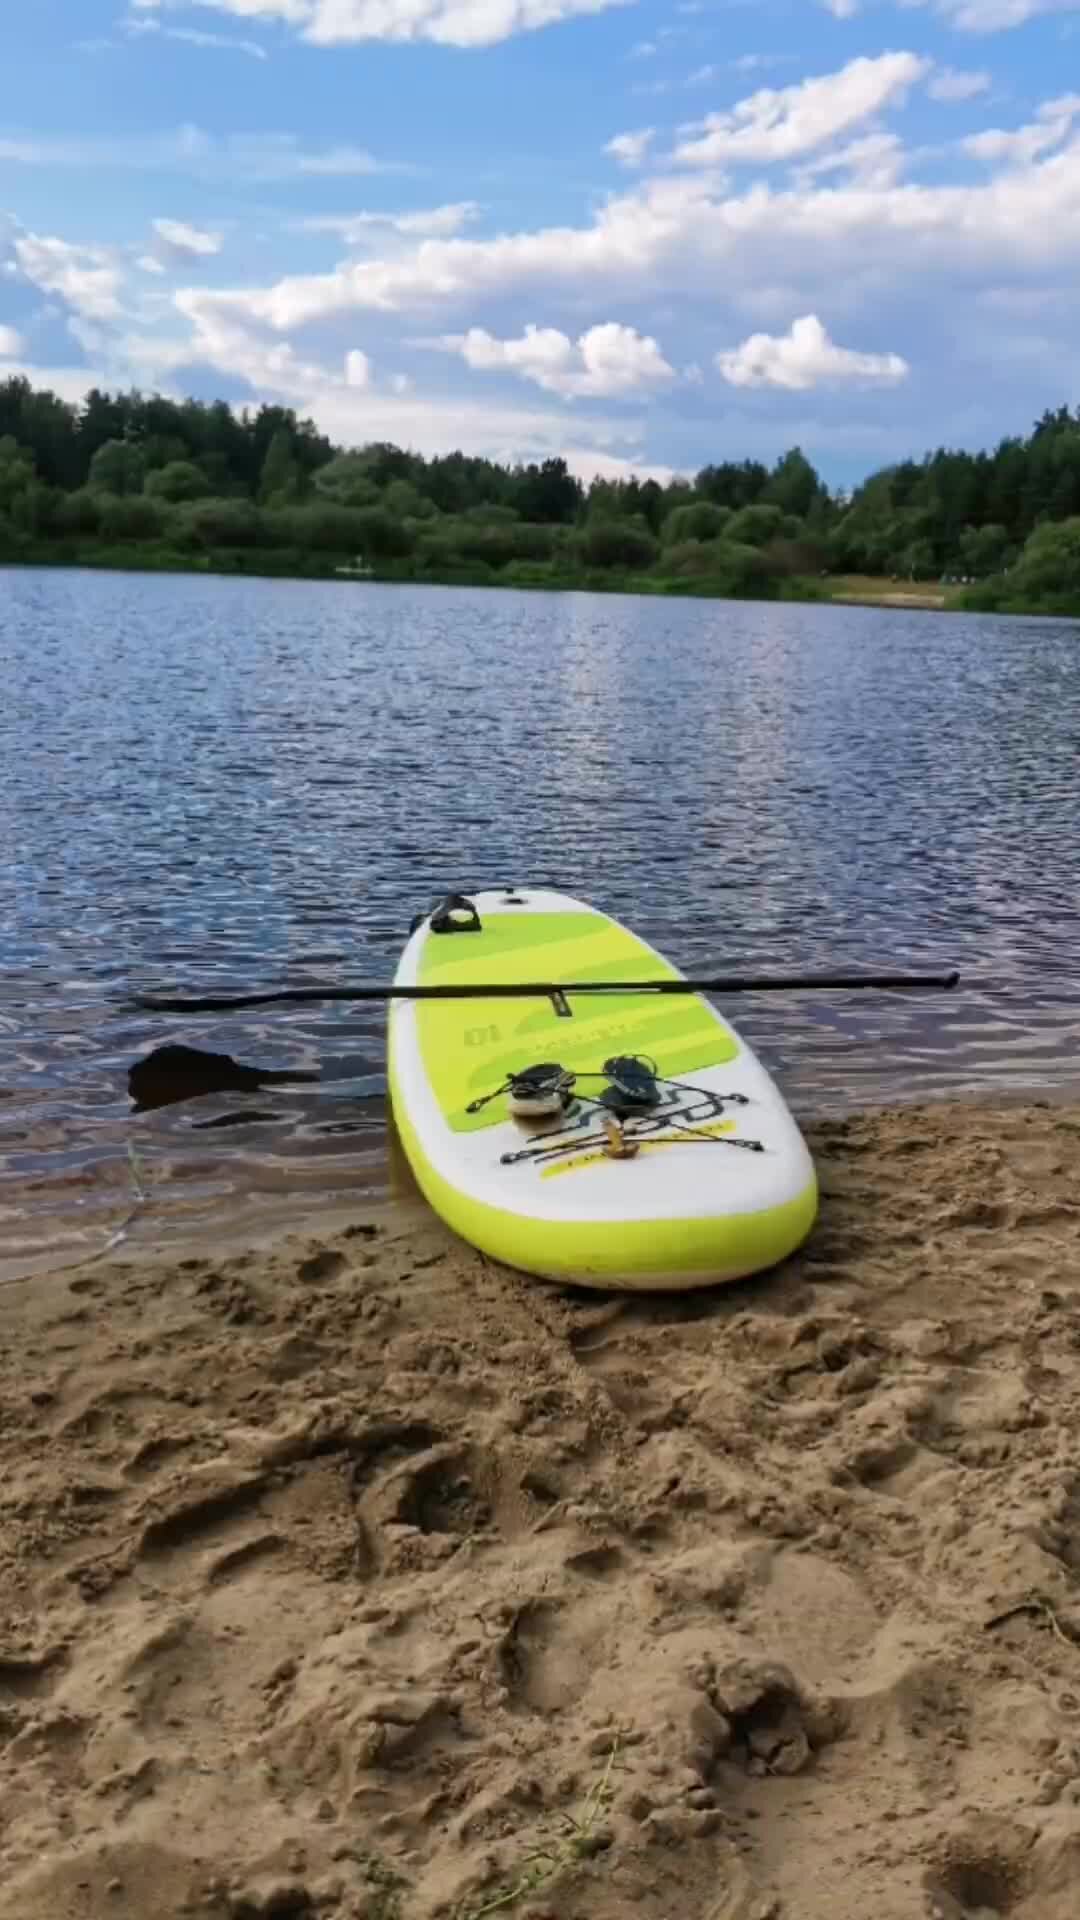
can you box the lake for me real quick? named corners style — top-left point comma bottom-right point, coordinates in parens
top-left (3, 565), bottom-right (1080, 1275)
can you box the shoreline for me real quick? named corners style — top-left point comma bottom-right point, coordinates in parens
top-left (4, 1089), bottom-right (1080, 1918)
top-left (8, 1074), bottom-right (1080, 1291)
top-left (8, 549), bottom-right (1069, 617)
top-left (11, 549), bottom-right (1078, 617)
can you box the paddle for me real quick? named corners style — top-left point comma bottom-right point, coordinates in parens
top-left (128, 1042), bottom-right (320, 1112)
top-left (134, 968), bottom-right (959, 1015)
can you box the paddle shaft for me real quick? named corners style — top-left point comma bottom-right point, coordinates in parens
top-left (136, 969), bottom-right (960, 1014)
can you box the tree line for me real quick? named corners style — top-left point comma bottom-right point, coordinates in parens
top-left (1, 374), bottom-right (1079, 610)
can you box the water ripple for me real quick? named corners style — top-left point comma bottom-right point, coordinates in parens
top-left (3, 567), bottom-right (1080, 1267)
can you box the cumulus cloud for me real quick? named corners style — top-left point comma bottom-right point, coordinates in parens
top-left (180, 107), bottom-right (1080, 350)
top-left (120, 291), bottom-right (656, 468)
top-left (964, 93), bottom-right (1080, 163)
top-left (9, 53), bottom-right (1080, 482)
top-left (605, 128), bottom-right (655, 168)
top-left (429, 320), bottom-right (675, 397)
top-left (793, 131), bottom-right (907, 189)
top-left (0, 324), bottom-right (24, 357)
top-left (674, 51), bottom-right (928, 168)
top-left (128, 0), bottom-right (634, 49)
top-left (927, 66), bottom-right (992, 100)
top-left (152, 217), bottom-right (224, 259)
top-left (11, 232), bottom-right (124, 320)
top-left (716, 313), bottom-right (909, 390)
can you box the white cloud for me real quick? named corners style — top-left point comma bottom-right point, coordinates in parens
top-left (129, 0), bottom-right (635, 49)
top-left (628, 38), bottom-right (658, 56)
top-left (300, 203), bottom-right (480, 241)
top-left (604, 128), bottom-right (655, 168)
top-left (168, 287), bottom-right (331, 393)
top-left (822, 0), bottom-right (859, 16)
top-left (0, 324), bottom-right (24, 357)
top-left (565, 449), bottom-right (679, 485)
top-left (0, 357), bottom-right (133, 404)
top-left (173, 126), bottom-right (1080, 354)
top-left (964, 93), bottom-right (1080, 162)
top-left (927, 66), bottom-right (992, 101)
top-left (732, 54), bottom-right (799, 73)
top-left (794, 130), bottom-right (907, 189)
top-left (429, 320), bottom-right (676, 397)
top-left (120, 294), bottom-right (657, 468)
top-left (122, 13), bottom-right (269, 57)
top-left (926, 0), bottom-right (1078, 28)
top-left (11, 61), bottom-right (1080, 487)
top-left (12, 232), bottom-right (124, 320)
top-left (0, 126), bottom-right (395, 182)
top-left (716, 313), bottom-right (909, 389)
top-left (675, 51), bottom-right (929, 168)
top-left (152, 217), bottom-right (224, 258)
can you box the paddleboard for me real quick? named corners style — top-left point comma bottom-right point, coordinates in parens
top-left (387, 887), bottom-right (818, 1291)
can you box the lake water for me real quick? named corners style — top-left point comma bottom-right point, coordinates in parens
top-left (4, 565), bottom-right (1080, 1274)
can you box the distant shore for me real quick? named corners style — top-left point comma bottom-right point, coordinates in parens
top-left (0, 544), bottom-right (963, 609)
top-left (7, 544), bottom-right (1078, 617)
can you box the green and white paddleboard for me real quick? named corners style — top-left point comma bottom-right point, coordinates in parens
top-left (388, 886), bottom-right (818, 1291)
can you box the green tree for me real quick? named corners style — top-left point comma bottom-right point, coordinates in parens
top-left (55, 488), bottom-right (104, 535)
top-left (177, 498), bottom-right (260, 547)
top-left (1010, 518), bottom-right (1080, 593)
top-left (352, 506), bottom-right (414, 559)
top-left (696, 459), bottom-right (769, 511)
top-left (959, 523), bottom-right (1009, 577)
top-left (97, 494), bottom-right (166, 541)
top-left (726, 503), bottom-right (785, 547)
top-left (383, 477), bottom-right (434, 520)
top-left (576, 520), bottom-right (658, 570)
top-left (0, 435), bottom-right (35, 511)
top-left (313, 452), bottom-right (380, 506)
top-left (89, 438), bottom-right (145, 497)
top-left (145, 460), bottom-right (214, 504)
top-left (511, 457), bottom-right (582, 524)
top-left (259, 428), bottom-right (300, 506)
top-left (662, 500), bottom-right (731, 545)
top-left (764, 447), bottom-right (822, 520)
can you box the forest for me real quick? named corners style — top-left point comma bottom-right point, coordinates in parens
top-left (1, 374), bottom-right (1079, 614)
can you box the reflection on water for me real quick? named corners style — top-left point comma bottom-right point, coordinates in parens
top-left (3, 566), bottom-right (1080, 1272)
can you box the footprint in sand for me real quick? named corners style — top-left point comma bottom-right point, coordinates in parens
top-left (498, 1599), bottom-right (597, 1715)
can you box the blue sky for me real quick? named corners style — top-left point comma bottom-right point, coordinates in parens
top-left (2, 0), bottom-right (1080, 486)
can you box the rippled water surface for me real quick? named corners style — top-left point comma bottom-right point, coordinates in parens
top-left (4, 565), bottom-right (1080, 1271)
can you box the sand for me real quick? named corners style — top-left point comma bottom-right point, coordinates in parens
top-left (3, 1096), bottom-right (1080, 1920)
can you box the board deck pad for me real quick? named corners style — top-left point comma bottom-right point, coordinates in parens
top-left (416, 909), bottom-right (739, 1133)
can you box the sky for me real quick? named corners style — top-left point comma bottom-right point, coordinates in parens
top-left (1, 2), bottom-right (1080, 486)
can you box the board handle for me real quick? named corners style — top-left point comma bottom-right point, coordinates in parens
top-left (412, 892), bottom-right (484, 937)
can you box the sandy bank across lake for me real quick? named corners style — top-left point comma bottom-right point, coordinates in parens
top-left (3, 1094), bottom-right (1080, 1920)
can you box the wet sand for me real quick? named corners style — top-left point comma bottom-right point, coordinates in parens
top-left (3, 1096), bottom-right (1080, 1919)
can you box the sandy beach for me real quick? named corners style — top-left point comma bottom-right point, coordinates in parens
top-left (3, 1095), bottom-right (1080, 1920)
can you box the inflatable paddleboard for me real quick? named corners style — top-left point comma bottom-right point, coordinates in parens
top-left (387, 888), bottom-right (818, 1291)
